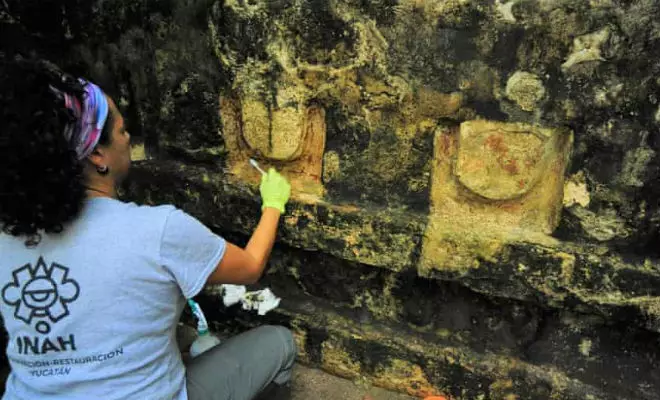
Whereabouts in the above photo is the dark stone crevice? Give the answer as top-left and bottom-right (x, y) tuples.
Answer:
(194, 230), (660, 398)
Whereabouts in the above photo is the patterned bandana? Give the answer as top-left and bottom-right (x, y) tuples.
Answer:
(50, 79), (109, 161)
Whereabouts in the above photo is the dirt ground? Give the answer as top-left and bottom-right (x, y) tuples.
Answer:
(291, 365), (415, 400)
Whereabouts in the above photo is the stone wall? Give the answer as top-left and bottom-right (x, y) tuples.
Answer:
(2, 0), (660, 399)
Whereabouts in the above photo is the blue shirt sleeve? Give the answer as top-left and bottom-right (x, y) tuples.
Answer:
(159, 209), (227, 298)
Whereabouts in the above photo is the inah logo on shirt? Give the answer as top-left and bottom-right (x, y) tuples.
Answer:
(2, 257), (80, 335)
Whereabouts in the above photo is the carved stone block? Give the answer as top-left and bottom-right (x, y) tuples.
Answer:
(220, 94), (326, 198)
(421, 120), (573, 272)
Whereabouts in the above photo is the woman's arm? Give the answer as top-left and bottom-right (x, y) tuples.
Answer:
(206, 168), (291, 285)
(206, 208), (281, 285)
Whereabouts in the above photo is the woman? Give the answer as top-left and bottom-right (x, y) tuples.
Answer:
(0, 55), (295, 399)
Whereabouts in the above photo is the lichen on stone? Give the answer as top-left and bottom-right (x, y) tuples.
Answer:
(563, 171), (590, 208)
(561, 27), (612, 71)
(504, 71), (546, 112)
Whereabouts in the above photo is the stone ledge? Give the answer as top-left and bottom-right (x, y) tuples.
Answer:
(124, 160), (425, 270)
(195, 291), (659, 400)
(124, 161), (660, 334)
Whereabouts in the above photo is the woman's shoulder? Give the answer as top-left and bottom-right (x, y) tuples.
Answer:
(124, 201), (178, 220)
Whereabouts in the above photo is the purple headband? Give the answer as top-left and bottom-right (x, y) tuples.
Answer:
(50, 79), (109, 161)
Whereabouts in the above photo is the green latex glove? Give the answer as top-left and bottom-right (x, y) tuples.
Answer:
(260, 168), (291, 214)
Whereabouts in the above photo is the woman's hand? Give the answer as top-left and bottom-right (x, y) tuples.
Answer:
(260, 168), (291, 214)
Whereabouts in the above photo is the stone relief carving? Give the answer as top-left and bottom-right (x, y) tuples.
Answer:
(456, 121), (558, 202)
(219, 74), (326, 198)
(215, 3), (574, 273)
(421, 120), (573, 272)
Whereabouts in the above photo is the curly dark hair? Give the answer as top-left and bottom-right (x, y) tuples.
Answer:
(0, 54), (113, 246)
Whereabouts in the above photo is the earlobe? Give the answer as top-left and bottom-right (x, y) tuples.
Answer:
(87, 147), (104, 164)
(86, 147), (108, 172)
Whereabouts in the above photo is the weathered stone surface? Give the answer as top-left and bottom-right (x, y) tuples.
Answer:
(504, 71), (546, 111)
(561, 27), (617, 72)
(220, 95), (327, 197)
(123, 162), (660, 334)
(4, 0), (660, 398)
(421, 120), (572, 272)
(455, 121), (568, 202)
(192, 273), (660, 400)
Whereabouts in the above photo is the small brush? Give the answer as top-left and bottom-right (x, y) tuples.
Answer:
(249, 158), (267, 176)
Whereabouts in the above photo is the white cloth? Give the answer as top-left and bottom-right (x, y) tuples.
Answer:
(220, 285), (281, 315)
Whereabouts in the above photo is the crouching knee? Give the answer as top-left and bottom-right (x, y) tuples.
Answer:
(256, 325), (297, 361)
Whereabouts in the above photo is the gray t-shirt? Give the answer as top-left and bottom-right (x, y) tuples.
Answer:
(0, 198), (226, 399)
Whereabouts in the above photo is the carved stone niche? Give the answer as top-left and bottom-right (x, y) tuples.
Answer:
(219, 92), (326, 198)
(421, 120), (573, 272)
